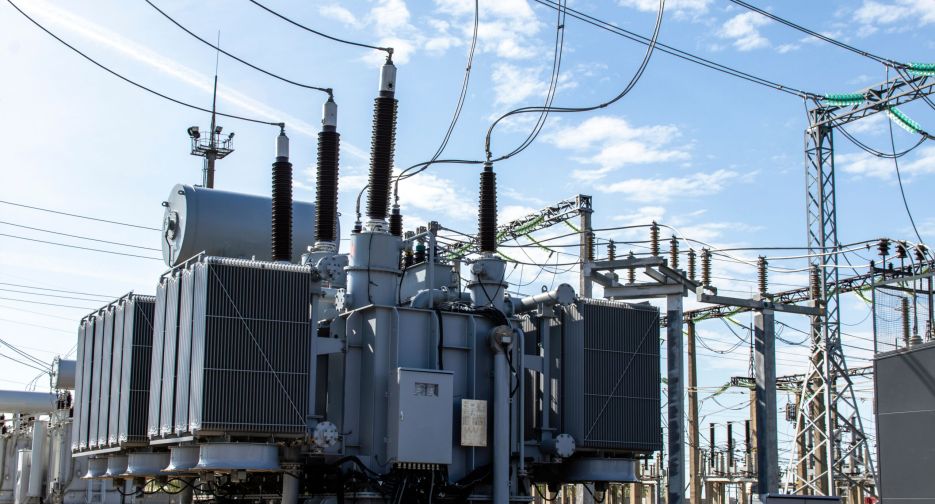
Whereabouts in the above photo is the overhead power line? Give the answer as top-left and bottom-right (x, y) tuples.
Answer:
(246, 0), (392, 54)
(5, 0), (284, 128)
(0, 282), (116, 299)
(0, 296), (96, 311)
(144, 0), (331, 95)
(0, 200), (159, 231)
(727, 0), (899, 67)
(0, 233), (162, 261)
(0, 318), (73, 334)
(0, 338), (49, 368)
(531, 0), (812, 98)
(0, 353), (50, 374)
(0, 288), (112, 303)
(0, 220), (160, 251)
(0, 305), (77, 321)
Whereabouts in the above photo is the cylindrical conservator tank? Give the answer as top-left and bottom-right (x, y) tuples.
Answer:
(161, 184), (337, 267)
(52, 358), (76, 390)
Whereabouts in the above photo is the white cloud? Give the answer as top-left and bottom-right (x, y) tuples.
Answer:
(490, 63), (549, 107)
(844, 112), (887, 135)
(855, 0), (935, 26)
(545, 116), (689, 180)
(719, 12), (771, 51)
(598, 169), (741, 202)
(618, 0), (711, 17)
(838, 146), (935, 181)
(434, 0), (542, 60)
(319, 4), (361, 28)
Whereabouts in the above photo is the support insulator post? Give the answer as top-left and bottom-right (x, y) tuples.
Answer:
(901, 297), (911, 345)
(478, 163), (497, 253)
(669, 236), (679, 269)
(389, 205), (403, 236)
(627, 251), (636, 284)
(607, 240), (616, 261)
(915, 244), (928, 264)
(896, 241), (907, 260)
(701, 248), (712, 287)
(757, 256), (768, 296)
(271, 129), (293, 262)
(878, 238), (890, 259)
(687, 249), (697, 282)
(650, 221), (660, 257)
(809, 265), (821, 301)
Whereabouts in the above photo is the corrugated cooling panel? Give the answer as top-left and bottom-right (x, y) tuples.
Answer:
(187, 258), (311, 435)
(88, 312), (105, 449)
(562, 300), (661, 453)
(160, 273), (182, 437)
(118, 296), (155, 444)
(74, 318), (94, 452)
(148, 279), (168, 438)
(107, 304), (125, 446)
(174, 269), (195, 434)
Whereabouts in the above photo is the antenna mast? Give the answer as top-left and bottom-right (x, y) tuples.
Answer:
(187, 32), (233, 188)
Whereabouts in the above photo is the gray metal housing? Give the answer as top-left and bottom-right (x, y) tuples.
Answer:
(161, 184), (332, 267)
(874, 340), (935, 503)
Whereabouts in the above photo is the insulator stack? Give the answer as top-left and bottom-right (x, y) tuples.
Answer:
(314, 126), (340, 244)
(627, 251), (636, 284)
(809, 265), (821, 300)
(669, 236), (679, 269)
(365, 60), (398, 222)
(915, 244), (928, 263)
(878, 238), (890, 259)
(416, 226), (427, 263)
(607, 240), (616, 261)
(650, 222), (660, 257)
(701, 248), (712, 287)
(901, 297), (911, 344)
(403, 247), (414, 268)
(389, 205), (403, 236)
(585, 233), (595, 262)
(478, 163), (497, 253)
(687, 249), (697, 282)
(757, 256), (768, 296)
(896, 241), (907, 260)
(271, 131), (293, 262)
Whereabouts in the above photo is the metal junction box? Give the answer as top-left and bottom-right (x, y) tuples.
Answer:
(388, 368), (454, 465)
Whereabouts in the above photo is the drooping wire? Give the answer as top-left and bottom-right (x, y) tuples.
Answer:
(392, 0), (480, 200)
(483, 0), (665, 162)
(246, 0), (392, 54)
(0, 200), (159, 231)
(144, 0), (332, 95)
(531, 0), (811, 98)
(0, 233), (162, 261)
(727, 0), (900, 67)
(6, 0), (284, 128)
(0, 220), (160, 251)
(886, 72), (930, 258)
(0, 353), (49, 374)
(838, 125), (926, 159)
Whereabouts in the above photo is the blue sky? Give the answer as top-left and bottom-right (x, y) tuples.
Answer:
(1, 0), (933, 478)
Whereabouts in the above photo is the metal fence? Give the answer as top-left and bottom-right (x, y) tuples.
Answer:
(872, 271), (934, 353)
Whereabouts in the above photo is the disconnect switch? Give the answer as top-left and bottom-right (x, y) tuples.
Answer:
(388, 368), (454, 465)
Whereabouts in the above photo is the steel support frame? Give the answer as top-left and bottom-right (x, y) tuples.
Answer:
(787, 108), (876, 498)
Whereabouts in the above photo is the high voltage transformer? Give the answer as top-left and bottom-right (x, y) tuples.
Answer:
(63, 60), (662, 503)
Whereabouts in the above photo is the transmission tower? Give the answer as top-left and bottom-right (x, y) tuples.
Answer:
(788, 69), (933, 500)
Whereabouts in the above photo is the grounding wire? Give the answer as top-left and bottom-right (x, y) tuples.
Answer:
(144, 0), (332, 95)
(246, 0), (391, 54)
(0, 200), (159, 231)
(6, 0), (284, 128)
(727, 0), (900, 67)
(886, 82), (930, 258)
(484, 0), (664, 162)
(0, 233), (162, 261)
(393, 0), (480, 201)
(0, 220), (159, 251)
(531, 0), (812, 98)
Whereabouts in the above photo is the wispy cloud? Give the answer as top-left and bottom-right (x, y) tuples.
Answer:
(618, 0), (711, 18)
(838, 146), (935, 181)
(545, 116), (689, 181)
(598, 169), (744, 202)
(854, 0), (935, 32)
(719, 12), (771, 51)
